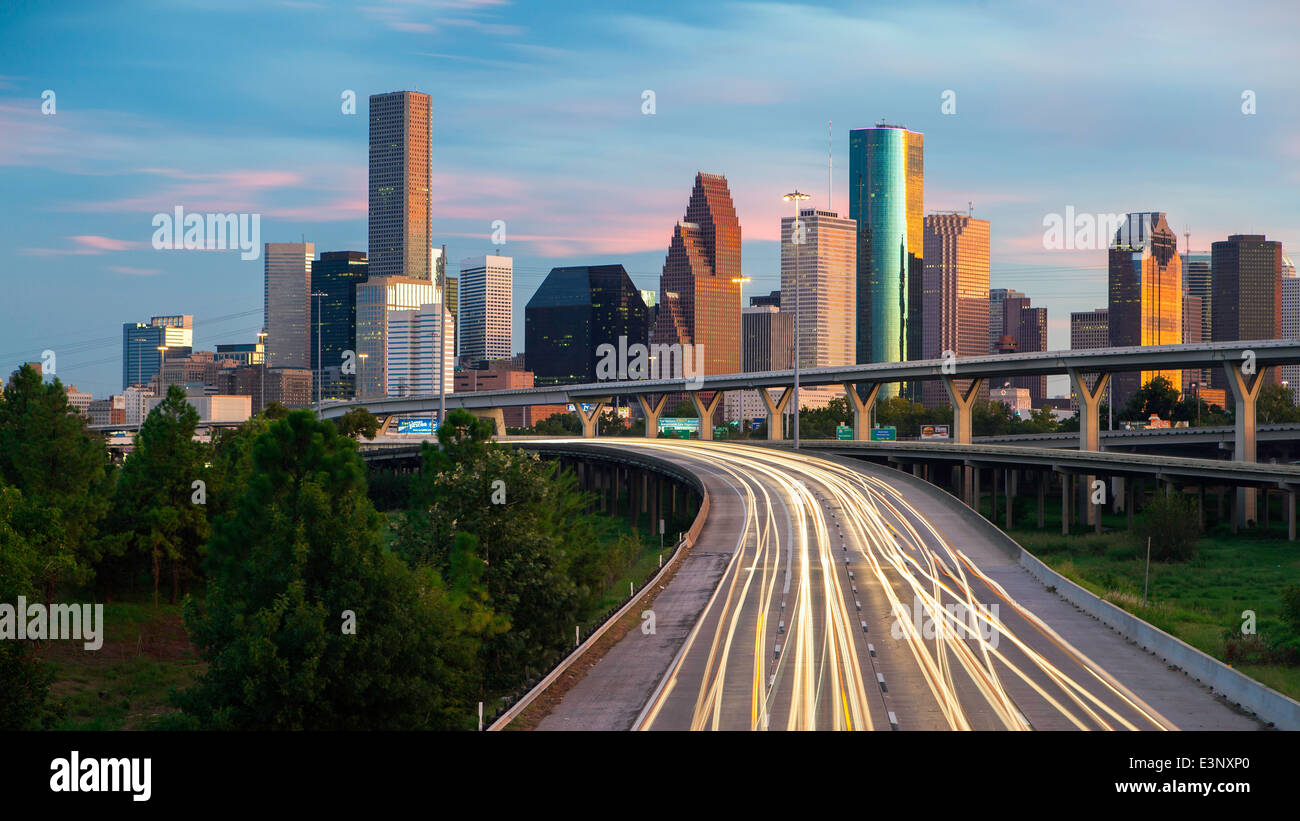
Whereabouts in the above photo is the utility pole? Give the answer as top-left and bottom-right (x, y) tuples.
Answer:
(311, 291), (326, 415)
(437, 243), (447, 431)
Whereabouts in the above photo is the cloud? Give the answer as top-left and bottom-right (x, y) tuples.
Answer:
(108, 265), (161, 276)
(21, 235), (145, 256)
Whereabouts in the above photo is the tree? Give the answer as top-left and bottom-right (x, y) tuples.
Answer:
(393, 409), (623, 691)
(0, 364), (109, 598)
(261, 401), (291, 421)
(177, 411), (490, 729)
(0, 484), (65, 730)
(1134, 491), (1201, 562)
(1120, 376), (1179, 422)
(531, 411), (582, 436)
(1257, 384), (1300, 424)
(107, 385), (209, 604)
(333, 406), (380, 440)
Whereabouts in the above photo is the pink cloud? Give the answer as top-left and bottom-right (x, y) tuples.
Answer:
(71, 235), (138, 251)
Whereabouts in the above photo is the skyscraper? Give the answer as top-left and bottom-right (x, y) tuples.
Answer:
(264, 242), (314, 369)
(1182, 251), (1212, 390)
(311, 250), (368, 400)
(1210, 234), (1282, 393)
(121, 315), (193, 390)
(848, 123), (924, 392)
(369, 91), (432, 281)
(387, 299), (454, 397)
(652, 172), (742, 378)
(1181, 293), (1204, 392)
(458, 254), (513, 361)
(1108, 212), (1182, 406)
(1282, 254), (1299, 404)
(988, 288), (1025, 354)
(921, 214), (989, 408)
(725, 304), (795, 424)
(524, 265), (649, 385)
(1071, 308), (1109, 350)
(780, 208), (856, 369)
(354, 276), (434, 397)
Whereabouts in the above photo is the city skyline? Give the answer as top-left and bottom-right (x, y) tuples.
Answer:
(3, 1), (1298, 398)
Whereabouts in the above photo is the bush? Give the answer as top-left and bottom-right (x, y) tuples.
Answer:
(1134, 492), (1201, 562)
(1282, 585), (1300, 633)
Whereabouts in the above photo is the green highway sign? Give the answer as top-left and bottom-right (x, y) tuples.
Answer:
(870, 426), (897, 442)
(835, 425), (853, 441)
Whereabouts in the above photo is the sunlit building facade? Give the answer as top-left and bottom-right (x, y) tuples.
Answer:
(921, 214), (989, 407)
(1108, 212), (1182, 407)
(781, 208), (856, 370)
(651, 172), (742, 378)
(369, 91), (432, 281)
(458, 255), (513, 362)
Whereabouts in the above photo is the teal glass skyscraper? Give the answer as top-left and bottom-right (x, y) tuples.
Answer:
(849, 123), (924, 397)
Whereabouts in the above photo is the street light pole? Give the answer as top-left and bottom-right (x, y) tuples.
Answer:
(783, 190), (811, 448)
(311, 291), (326, 415)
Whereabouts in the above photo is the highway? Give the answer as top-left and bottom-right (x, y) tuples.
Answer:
(529, 439), (1260, 731)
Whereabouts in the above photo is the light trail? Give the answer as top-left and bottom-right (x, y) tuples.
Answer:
(589, 439), (1174, 731)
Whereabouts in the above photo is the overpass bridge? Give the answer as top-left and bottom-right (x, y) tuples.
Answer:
(333, 340), (1300, 523)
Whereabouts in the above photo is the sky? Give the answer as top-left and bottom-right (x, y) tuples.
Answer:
(1, 0), (1297, 398)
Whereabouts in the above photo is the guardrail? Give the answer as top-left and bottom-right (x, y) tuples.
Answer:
(484, 450), (710, 731)
(1018, 551), (1300, 730)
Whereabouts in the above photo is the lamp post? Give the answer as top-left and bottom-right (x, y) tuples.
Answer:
(257, 330), (268, 415)
(783, 190), (811, 447)
(1191, 381), (1200, 427)
(156, 345), (169, 394)
(311, 291), (327, 415)
(358, 352), (369, 401)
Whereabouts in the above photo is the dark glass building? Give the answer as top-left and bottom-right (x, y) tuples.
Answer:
(1211, 234), (1282, 390)
(310, 250), (369, 399)
(526, 265), (649, 386)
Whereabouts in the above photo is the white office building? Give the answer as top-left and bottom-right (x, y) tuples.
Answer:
(458, 254), (513, 361)
(387, 298), (455, 397)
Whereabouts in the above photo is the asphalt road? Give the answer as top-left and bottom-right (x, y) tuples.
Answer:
(535, 439), (1259, 731)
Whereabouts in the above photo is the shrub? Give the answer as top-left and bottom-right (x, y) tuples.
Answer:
(1282, 585), (1300, 633)
(1134, 492), (1201, 562)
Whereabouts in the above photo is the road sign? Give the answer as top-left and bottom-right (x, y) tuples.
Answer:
(396, 417), (435, 435)
(835, 425), (853, 440)
(870, 426), (897, 442)
(714, 426), (728, 440)
(658, 417), (700, 437)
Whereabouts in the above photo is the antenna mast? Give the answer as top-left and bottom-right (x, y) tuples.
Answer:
(828, 120), (832, 212)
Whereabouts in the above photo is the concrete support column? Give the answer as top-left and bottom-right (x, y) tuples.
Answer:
(843, 382), (882, 441)
(761, 387), (793, 441)
(573, 397), (610, 439)
(992, 468), (1000, 524)
(1289, 489), (1296, 542)
(1223, 362), (1267, 526)
(942, 377), (986, 445)
(1068, 368), (1111, 527)
(690, 391), (725, 441)
(1127, 481), (1135, 531)
(1059, 471), (1071, 535)
(1005, 468), (1014, 529)
(1037, 471), (1046, 529)
(636, 394), (668, 439)
(973, 465), (982, 516)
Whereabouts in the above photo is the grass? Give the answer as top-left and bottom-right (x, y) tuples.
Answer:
(992, 491), (1300, 701)
(38, 599), (205, 730)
